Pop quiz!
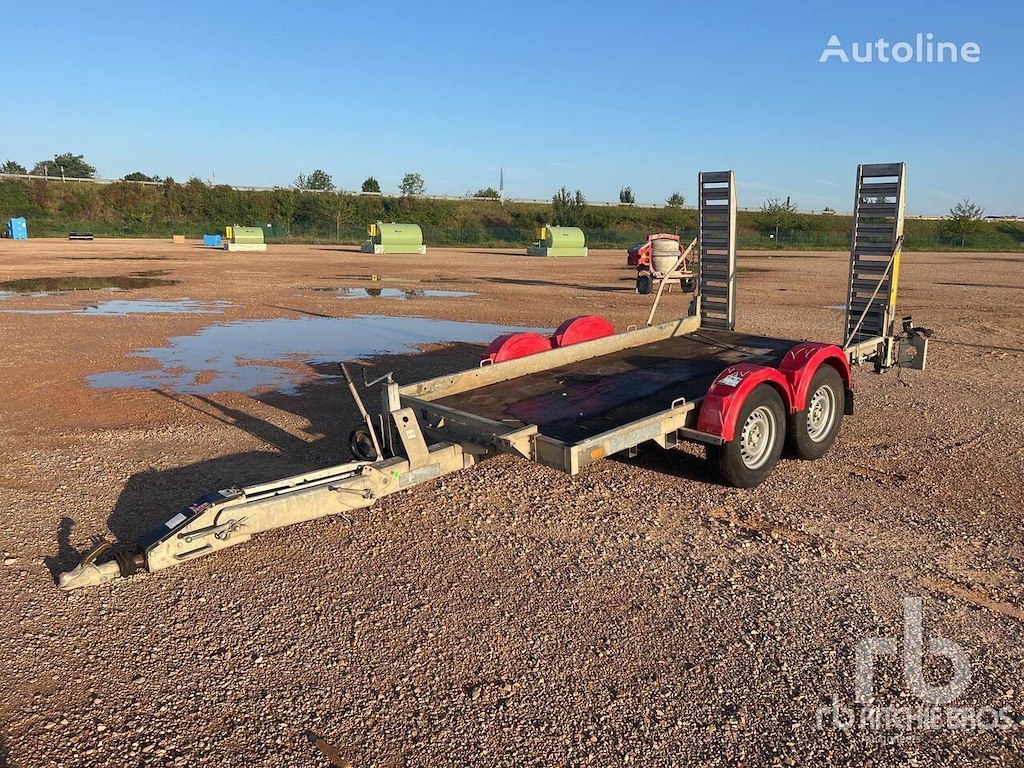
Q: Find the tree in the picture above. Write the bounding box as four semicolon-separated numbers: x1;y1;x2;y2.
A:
944;198;984;247
400;172;425;197
619;186;635;204
361;176;381;193
123;171;161;182
306;169;334;191
290;170;334;191
666;192;685;207
30;152;96;179
757;197;799;244
551;187;587;227
473;187;500;199
1;160;27;174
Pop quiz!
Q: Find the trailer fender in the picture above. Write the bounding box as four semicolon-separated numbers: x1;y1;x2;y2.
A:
551;315;615;347
696;364;794;442
778;343;853;414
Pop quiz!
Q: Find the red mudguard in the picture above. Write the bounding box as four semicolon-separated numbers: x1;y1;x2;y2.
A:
697;344;853;441
696;364;793;442
777;342;852;410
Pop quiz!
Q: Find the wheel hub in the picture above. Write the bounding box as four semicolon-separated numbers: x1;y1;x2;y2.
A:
739;405;776;470
806;384;836;442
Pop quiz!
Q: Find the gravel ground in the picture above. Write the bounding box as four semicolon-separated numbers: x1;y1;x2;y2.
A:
0;238;1022;766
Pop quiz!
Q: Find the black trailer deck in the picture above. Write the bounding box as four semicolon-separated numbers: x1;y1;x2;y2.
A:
434;329;797;444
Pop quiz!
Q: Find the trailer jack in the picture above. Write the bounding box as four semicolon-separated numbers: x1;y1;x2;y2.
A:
895;316;932;370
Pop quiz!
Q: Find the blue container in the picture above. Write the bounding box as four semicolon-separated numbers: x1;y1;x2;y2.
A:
203;234;222;247
7;217;27;240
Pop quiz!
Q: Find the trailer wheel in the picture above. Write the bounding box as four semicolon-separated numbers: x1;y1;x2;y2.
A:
706;384;786;488
786;364;844;460
636;273;653;295
349;426;380;461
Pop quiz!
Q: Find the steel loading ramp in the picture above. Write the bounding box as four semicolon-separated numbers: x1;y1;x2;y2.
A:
845;162;906;346
698;171;738;331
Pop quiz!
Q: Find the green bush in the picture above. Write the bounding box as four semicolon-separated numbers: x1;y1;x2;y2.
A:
0;178;1020;251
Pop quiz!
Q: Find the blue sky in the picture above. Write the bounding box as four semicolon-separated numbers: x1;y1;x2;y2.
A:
2;0;1020;215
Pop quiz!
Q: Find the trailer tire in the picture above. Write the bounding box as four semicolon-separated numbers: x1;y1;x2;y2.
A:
349;426;380;461
706;384;786;488
636;273;653;294
786;364;844;460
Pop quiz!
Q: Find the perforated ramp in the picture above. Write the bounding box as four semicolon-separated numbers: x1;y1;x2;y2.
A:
435;330;796;444
698;171;737;332
845;162;906;345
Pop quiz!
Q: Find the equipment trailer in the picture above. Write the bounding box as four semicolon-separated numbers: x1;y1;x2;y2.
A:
59;163;930;591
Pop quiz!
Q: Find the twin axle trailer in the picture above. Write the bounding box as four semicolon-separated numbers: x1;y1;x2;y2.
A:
59;163;931;591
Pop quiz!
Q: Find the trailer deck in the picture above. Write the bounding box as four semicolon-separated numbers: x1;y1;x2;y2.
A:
434;330;795;444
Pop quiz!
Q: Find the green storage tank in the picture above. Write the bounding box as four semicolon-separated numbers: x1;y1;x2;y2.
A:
526;226;587;257
360;221;427;255
225;226;267;252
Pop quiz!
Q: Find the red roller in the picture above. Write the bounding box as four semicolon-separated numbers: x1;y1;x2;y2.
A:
482;332;553;363
551;315;615;348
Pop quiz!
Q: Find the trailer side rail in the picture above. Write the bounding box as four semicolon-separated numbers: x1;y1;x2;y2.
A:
397;315;701;402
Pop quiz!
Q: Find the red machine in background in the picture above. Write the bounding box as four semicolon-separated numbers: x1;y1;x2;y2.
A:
629;233;696;294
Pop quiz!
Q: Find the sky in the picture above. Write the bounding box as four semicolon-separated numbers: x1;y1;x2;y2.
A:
2;0;1021;215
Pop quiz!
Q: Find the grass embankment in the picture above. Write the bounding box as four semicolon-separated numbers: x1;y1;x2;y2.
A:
2;178;1021;251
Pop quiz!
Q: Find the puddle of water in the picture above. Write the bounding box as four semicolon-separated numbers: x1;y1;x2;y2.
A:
323;275;475;286
335;288;477;299
0;274;177;295
0;299;228;316
81;299;229;315
328;275;423;283
88;314;538;394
